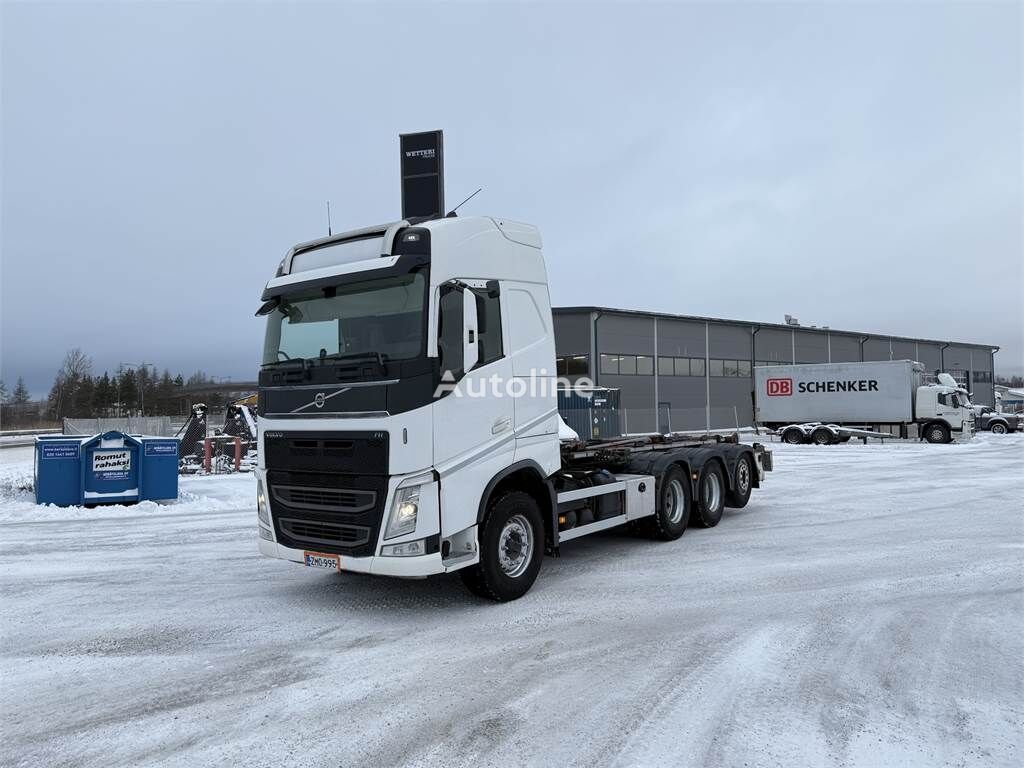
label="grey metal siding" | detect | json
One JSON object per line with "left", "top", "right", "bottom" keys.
{"left": 595, "top": 314, "right": 655, "bottom": 356}
{"left": 656, "top": 318, "right": 707, "bottom": 357}
{"left": 891, "top": 340, "right": 916, "bottom": 361}
{"left": 754, "top": 328, "right": 792, "bottom": 364}
{"left": 917, "top": 342, "right": 942, "bottom": 371}
{"left": 708, "top": 323, "right": 751, "bottom": 360}
{"left": 600, "top": 374, "right": 656, "bottom": 433}
{"left": 710, "top": 378, "right": 754, "bottom": 429}
{"left": 863, "top": 338, "right": 891, "bottom": 361}
{"left": 657, "top": 376, "right": 711, "bottom": 431}
{"left": 829, "top": 334, "right": 862, "bottom": 362}
{"left": 553, "top": 312, "right": 591, "bottom": 357}
{"left": 793, "top": 330, "right": 829, "bottom": 363}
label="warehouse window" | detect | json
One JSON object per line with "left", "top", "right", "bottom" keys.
{"left": 709, "top": 359, "right": 751, "bottom": 377}
{"left": 619, "top": 355, "right": 637, "bottom": 375}
{"left": 656, "top": 356, "right": 708, "bottom": 376}
{"left": 972, "top": 370, "right": 992, "bottom": 384}
{"left": 636, "top": 355, "right": 654, "bottom": 375}
{"left": 600, "top": 354, "right": 619, "bottom": 375}
{"left": 556, "top": 355, "right": 590, "bottom": 376}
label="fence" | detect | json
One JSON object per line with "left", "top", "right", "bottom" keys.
{"left": 63, "top": 417, "right": 175, "bottom": 437}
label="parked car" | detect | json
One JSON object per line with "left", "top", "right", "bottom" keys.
{"left": 971, "top": 405, "right": 1019, "bottom": 434}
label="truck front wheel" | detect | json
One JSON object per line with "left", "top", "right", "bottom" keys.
{"left": 924, "top": 423, "right": 951, "bottom": 444}
{"left": 990, "top": 422, "right": 1007, "bottom": 435}
{"left": 460, "top": 491, "right": 544, "bottom": 602}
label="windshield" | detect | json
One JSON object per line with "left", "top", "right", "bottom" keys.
{"left": 262, "top": 272, "right": 427, "bottom": 366}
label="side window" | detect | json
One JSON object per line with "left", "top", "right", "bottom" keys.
{"left": 472, "top": 287, "right": 503, "bottom": 366}
{"left": 437, "top": 287, "right": 464, "bottom": 378}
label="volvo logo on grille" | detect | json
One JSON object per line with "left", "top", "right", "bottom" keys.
{"left": 313, "top": 392, "right": 326, "bottom": 408}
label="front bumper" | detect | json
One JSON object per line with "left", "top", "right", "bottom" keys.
{"left": 258, "top": 537, "right": 449, "bottom": 578}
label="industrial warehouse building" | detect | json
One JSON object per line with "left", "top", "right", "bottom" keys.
{"left": 552, "top": 307, "right": 998, "bottom": 434}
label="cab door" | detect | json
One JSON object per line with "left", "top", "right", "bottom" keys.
{"left": 432, "top": 281, "right": 514, "bottom": 537}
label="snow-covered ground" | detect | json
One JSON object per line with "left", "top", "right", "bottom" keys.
{"left": 1, "top": 435, "right": 1021, "bottom": 767}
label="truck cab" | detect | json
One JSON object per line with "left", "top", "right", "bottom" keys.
{"left": 914, "top": 375, "right": 974, "bottom": 443}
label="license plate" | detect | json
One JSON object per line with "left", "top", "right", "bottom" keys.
{"left": 304, "top": 551, "right": 340, "bottom": 571}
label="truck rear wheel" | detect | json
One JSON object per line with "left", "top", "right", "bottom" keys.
{"left": 990, "top": 422, "right": 1007, "bottom": 435}
{"left": 642, "top": 465, "right": 690, "bottom": 541}
{"left": 691, "top": 462, "right": 726, "bottom": 528}
{"left": 924, "top": 423, "right": 950, "bottom": 444}
{"left": 811, "top": 427, "right": 834, "bottom": 445}
{"left": 782, "top": 427, "right": 805, "bottom": 445}
{"left": 726, "top": 454, "right": 753, "bottom": 509}
{"left": 460, "top": 491, "right": 544, "bottom": 602}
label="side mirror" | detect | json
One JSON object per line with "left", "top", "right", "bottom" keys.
{"left": 463, "top": 287, "right": 479, "bottom": 372}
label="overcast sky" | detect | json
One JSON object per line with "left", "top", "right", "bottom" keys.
{"left": 2, "top": 2, "right": 1021, "bottom": 397}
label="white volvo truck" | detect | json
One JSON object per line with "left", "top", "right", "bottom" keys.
{"left": 255, "top": 215, "right": 772, "bottom": 600}
{"left": 754, "top": 360, "right": 974, "bottom": 444}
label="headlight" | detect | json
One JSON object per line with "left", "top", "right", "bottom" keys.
{"left": 385, "top": 484, "right": 420, "bottom": 539}
{"left": 257, "top": 482, "right": 270, "bottom": 526}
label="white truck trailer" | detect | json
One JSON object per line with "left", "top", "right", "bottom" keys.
{"left": 254, "top": 215, "right": 773, "bottom": 601}
{"left": 754, "top": 360, "right": 974, "bottom": 445}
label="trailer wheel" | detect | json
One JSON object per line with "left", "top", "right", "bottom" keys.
{"left": 781, "top": 427, "right": 805, "bottom": 445}
{"left": 460, "top": 491, "right": 543, "bottom": 602}
{"left": 692, "top": 463, "right": 726, "bottom": 528}
{"left": 924, "top": 422, "right": 950, "bottom": 444}
{"left": 810, "top": 427, "right": 834, "bottom": 446}
{"left": 990, "top": 422, "right": 1007, "bottom": 435}
{"left": 637, "top": 465, "right": 690, "bottom": 541}
{"left": 726, "top": 454, "right": 753, "bottom": 509}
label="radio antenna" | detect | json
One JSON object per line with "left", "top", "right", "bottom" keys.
{"left": 446, "top": 187, "right": 482, "bottom": 217}
{"left": 326, "top": 200, "right": 333, "bottom": 236}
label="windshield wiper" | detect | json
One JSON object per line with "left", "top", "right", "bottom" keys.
{"left": 317, "top": 351, "right": 388, "bottom": 367}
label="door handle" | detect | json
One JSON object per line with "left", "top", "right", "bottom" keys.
{"left": 492, "top": 417, "right": 511, "bottom": 435}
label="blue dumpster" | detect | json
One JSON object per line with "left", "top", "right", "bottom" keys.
{"left": 35, "top": 431, "right": 179, "bottom": 506}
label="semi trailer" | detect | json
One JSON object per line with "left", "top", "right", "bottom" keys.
{"left": 754, "top": 360, "right": 974, "bottom": 444}
{"left": 254, "top": 215, "right": 773, "bottom": 600}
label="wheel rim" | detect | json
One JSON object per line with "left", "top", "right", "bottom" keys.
{"left": 785, "top": 431, "right": 800, "bottom": 444}
{"left": 814, "top": 432, "right": 829, "bottom": 444}
{"left": 702, "top": 472, "right": 722, "bottom": 512}
{"left": 737, "top": 460, "right": 750, "bottom": 494}
{"left": 666, "top": 479, "right": 686, "bottom": 524}
{"left": 498, "top": 514, "right": 534, "bottom": 578}
{"left": 930, "top": 426, "right": 944, "bottom": 442}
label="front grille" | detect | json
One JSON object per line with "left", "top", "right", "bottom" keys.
{"left": 279, "top": 518, "right": 371, "bottom": 548}
{"left": 271, "top": 485, "right": 376, "bottom": 513}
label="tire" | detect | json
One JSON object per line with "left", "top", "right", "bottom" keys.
{"left": 691, "top": 462, "right": 726, "bottom": 528}
{"left": 811, "top": 427, "right": 834, "bottom": 446}
{"left": 782, "top": 427, "right": 805, "bottom": 445}
{"left": 990, "top": 422, "right": 1007, "bottom": 435}
{"left": 726, "top": 454, "right": 753, "bottom": 509}
{"left": 641, "top": 465, "right": 691, "bottom": 541}
{"left": 924, "top": 422, "right": 950, "bottom": 444}
{"left": 460, "top": 491, "right": 544, "bottom": 602}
